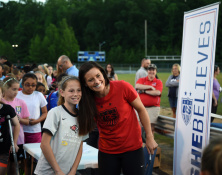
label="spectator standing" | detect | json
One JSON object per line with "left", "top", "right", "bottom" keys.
{"left": 16, "top": 73, "right": 47, "bottom": 143}
{"left": 0, "top": 64, "right": 5, "bottom": 80}
{"left": 46, "top": 73, "right": 68, "bottom": 111}
{"left": 47, "top": 65, "right": 54, "bottom": 83}
{"left": 135, "top": 58, "right": 151, "bottom": 86}
{"left": 34, "top": 71, "right": 49, "bottom": 94}
{"left": 3, "top": 65, "right": 10, "bottom": 75}
{"left": 57, "top": 55, "right": 79, "bottom": 76}
{"left": 0, "top": 81, "right": 20, "bottom": 175}
{"left": 105, "top": 63, "right": 118, "bottom": 81}
{"left": 136, "top": 64, "right": 163, "bottom": 134}
{"left": 38, "top": 64, "right": 52, "bottom": 88}
{"left": 0, "top": 56, "right": 13, "bottom": 73}
{"left": 2, "top": 77, "right": 29, "bottom": 175}
{"left": 12, "top": 68, "right": 22, "bottom": 81}
{"left": 211, "top": 65, "right": 221, "bottom": 122}
{"left": 36, "top": 82, "right": 46, "bottom": 96}
{"left": 165, "top": 64, "right": 180, "bottom": 118}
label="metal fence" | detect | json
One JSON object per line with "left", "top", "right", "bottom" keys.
{"left": 155, "top": 113, "right": 222, "bottom": 139}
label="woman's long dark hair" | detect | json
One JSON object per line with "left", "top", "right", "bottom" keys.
{"left": 78, "top": 61, "right": 110, "bottom": 135}
{"left": 105, "top": 63, "right": 115, "bottom": 77}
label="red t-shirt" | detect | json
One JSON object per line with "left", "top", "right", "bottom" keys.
{"left": 95, "top": 80, "right": 143, "bottom": 154}
{"left": 136, "top": 77, "right": 163, "bottom": 107}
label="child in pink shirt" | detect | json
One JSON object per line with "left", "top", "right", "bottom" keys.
{"left": 2, "top": 77, "right": 30, "bottom": 175}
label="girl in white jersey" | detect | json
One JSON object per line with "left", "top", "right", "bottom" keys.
{"left": 35, "top": 76, "right": 95, "bottom": 175}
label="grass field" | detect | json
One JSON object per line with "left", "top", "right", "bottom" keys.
{"left": 118, "top": 72, "right": 222, "bottom": 116}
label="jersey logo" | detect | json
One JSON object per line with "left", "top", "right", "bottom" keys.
{"left": 152, "top": 82, "right": 156, "bottom": 86}
{"left": 16, "top": 106, "right": 21, "bottom": 115}
{"left": 61, "top": 141, "right": 68, "bottom": 146}
{"left": 98, "top": 107, "right": 119, "bottom": 128}
{"left": 70, "top": 125, "right": 79, "bottom": 133}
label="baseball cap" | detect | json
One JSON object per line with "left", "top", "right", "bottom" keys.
{"left": 148, "top": 64, "right": 157, "bottom": 70}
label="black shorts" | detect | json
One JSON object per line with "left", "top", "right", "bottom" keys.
{"left": 9, "top": 145, "right": 25, "bottom": 161}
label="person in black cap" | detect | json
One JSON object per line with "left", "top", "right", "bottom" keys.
{"left": 136, "top": 64, "right": 163, "bottom": 134}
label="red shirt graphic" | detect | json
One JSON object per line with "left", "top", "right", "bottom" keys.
{"left": 95, "top": 81, "right": 143, "bottom": 154}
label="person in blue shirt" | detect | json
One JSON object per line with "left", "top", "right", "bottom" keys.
{"left": 57, "top": 55, "right": 79, "bottom": 77}
{"left": 46, "top": 73, "right": 68, "bottom": 111}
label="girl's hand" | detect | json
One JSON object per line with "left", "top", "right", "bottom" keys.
{"left": 10, "top": 144, "right": 19, "bottom": 153}
{"left": 145, "top": 135, "right": 158, "bottom": 155}
{"left": 29, "top": 119, "right": 38, "bottom": 125}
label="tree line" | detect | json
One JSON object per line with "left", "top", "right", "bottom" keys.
{"left": 0, "top": 0, "right": 221, "bottom": 64}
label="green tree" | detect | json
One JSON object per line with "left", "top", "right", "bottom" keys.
{"left": 58, "top": 19, "right": 79, "bottom": 61}
{"left": 0, "top": 40, "right": 14, "bottom": 62}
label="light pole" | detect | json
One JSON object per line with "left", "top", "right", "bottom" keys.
{"left": 99, "top": 41, "right": 106, "bottom": 51}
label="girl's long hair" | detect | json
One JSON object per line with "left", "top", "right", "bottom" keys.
{"left": 58, "top": 75, "right": 96, "bottom": 136}
{"left": 78, "top": 61, "right": 109, "bottom": 135}
{"left": 34, "top": 71, "right": 49, "bottom": 90}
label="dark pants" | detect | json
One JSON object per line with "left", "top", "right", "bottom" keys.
{"left": 98, "top": 148, "right": 145, "bottom": 175}
{"left": 211, "top": 98, "right": 218, "bottom": 122}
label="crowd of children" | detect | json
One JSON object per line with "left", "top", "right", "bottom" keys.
{"left": 0, "top": 60, "right": 86, "bottom": 175}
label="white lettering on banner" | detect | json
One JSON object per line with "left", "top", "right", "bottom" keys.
{"left": 190, "top": 21, "right": 211, "bottom": 175}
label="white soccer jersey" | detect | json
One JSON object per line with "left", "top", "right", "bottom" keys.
{"left": 34, "top": 105, "right": 88, "bottom": 175}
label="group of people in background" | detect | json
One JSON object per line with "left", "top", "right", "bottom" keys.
{"left": 0, "top": 54, "right": 157, "bottom": 175}
{"left": 135, "top": 58, "right": 221, "bottom": 121}
{"left": 0, "top": 54, "right": 221, "bottom": 175}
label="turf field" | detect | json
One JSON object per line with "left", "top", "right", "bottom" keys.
{"left": 118, "top": 72, "right": 222, "bottom": 115}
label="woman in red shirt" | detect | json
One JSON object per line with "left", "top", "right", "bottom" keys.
{"left": 79, "top": 61, "right": 157, "bottom": 175}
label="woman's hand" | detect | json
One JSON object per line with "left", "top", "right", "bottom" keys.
{"left": 145, "top": 135, "right": 158, "bottom": 155}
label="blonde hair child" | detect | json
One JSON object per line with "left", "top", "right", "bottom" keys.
{"left": 35, "top": 71, "right": 49, "bottom": 92}
{"left": 0, "top": 80, "right": 20, "bottom": 175}
{"left": 2, "top": 77, "right": 30, "bottom": 174}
